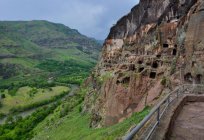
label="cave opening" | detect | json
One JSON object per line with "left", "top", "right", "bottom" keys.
{"left": 163, "top": 44, "right": 169, "bottom": 48}
{"left": 150, "top": 72, "right": 156, "bottom": 79}
{"left": 152, "top": 61, "right": 158, "bottom": 68}
{"left": 184, "top": 73, "right": 193, "bottom": 83}
{"left": 138, "top": 60, "right": 143, "bottom": 64}
{"left": 129, "top": 64, "right": 136, "bottom": 71}
{"left": 139, "top": 67, "right": 144, "bottom": 73}
{"left": 196, "top": 74, "right": 202, "bottom": 84}
{"left": 156, "top": 54, "right": 161, "bottom": 58}
{"left": 122, "top": 77, "right": 130, "bottom": 84}
{"left": 173, "top": 49, "right": 177, "bottom": 55}
{"left": 192, "top": 61, "right": 196, "bottom": 67}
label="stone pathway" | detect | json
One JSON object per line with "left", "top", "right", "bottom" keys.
{"left": 170, "top": 102, "right": 204, "bottom": 140}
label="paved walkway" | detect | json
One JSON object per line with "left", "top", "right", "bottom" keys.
{"left": 169, "top": 102, "right": 204, "bottom": 140}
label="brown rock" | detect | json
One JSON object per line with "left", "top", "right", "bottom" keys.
{"left": 83, "top": 0, "right": 204, "bottom": 127}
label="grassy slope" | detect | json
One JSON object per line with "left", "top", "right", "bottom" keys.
{"left": 29, "top": 87, "right": 150, "bottom": 140}
{"left": 32, "top": 105, "right": 149, "bottom": 140}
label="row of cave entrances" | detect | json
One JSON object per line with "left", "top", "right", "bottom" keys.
{"left": 116, "top": 72, "right": 157, "bottom": 85}
{"left": 184, "top": 73, "right": 203, "bottom": 84}
{"left": 130, "top": 60, "right": 158, "bottom": 70}
{"left": 129, "top": 63, "right": 157, "bottom": 79}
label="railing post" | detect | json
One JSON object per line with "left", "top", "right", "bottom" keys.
{"left": 157, "top": 107, "right": 160, "bottom": 124}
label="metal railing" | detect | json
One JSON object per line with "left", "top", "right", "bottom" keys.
{"left": 124, "top": 84, "right": 204, "bottom": 140}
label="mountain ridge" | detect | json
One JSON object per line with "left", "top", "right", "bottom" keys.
{"left": 0, "top": 20, "right": 101, "bottom": 87}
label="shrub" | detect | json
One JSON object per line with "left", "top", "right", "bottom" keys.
{"left": 8, "top": 88, "right": 18, "bottom": 96}
{"left": 1, "top": 94, "right": 5, "bottom": 99}
{"left": 0, "top": 113, "right": 6, "bottom": 119}
{"left": 161, "top": 77, "right": 167, "bottom": 86}
{"left": 0, "top": 101, "right": 2, "bottom": 108}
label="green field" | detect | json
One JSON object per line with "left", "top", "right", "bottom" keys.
{"left": 0, "top": 86, "right": 69, "bottom": 114}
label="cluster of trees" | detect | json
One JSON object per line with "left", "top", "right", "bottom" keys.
{"left": 59, "top": 88, "right": 86, "bottom": 118}
{"left": 0, "top": 103, "right": 60, "bottom": 140}
{"left": 0, "top": 63, "right": 19, "bottom": 79}
{"left": 37, "top": 59, "right": 95, "bottom": 85}
{"left": 0, "top": 79, "right": 57, "bottom": 90}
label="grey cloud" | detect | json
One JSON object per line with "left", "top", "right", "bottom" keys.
{"left": 0, "top": 0, "right": 139, "bottom": 39}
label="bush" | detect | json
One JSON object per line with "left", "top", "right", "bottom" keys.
{"left": 0, "top": 113, "right": 6, "bottom": 119}
{"left": 78, "top": 106, "right": 82, "bottom": 113}
{"left": 8, "top": 88, "right": 18, "bottom": 96}
{"left": 161, "top": 77, "right": 167, "bottom": 86}
{"left": 0, "top": 101, "right": 2, "bottom": 108}
{"left": 1, "top": 94, "right": 5, "bottom": 99}
{"left": 0, "top": 103, "right": 59, "bottom": 140}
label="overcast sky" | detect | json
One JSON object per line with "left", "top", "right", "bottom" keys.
{"left": 0, "top": 0, "right": 139, "bottom": 39}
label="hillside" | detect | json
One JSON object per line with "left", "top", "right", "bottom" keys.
{"left": 2, "top": 0, "right": 204, "bottom": 139}
{"left": 0, "top": 20, "right": 103, "bottom": 139}
{"left": 84, "top": 0, "right": 204, "bottom": 128}
{"left": 0, "top": 20, "right": 101, "bottom": 87}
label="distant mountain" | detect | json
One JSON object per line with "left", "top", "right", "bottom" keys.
{"left": 0, "top": 20, "right": 101, "bottom": 59}
{"left": 0, "top": 20, "right": 101, "bottom": 87}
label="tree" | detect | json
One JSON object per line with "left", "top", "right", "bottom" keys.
{"left": 6, "top": 115, "right": 14, "bottom": 124}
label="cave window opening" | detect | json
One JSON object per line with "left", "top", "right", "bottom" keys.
{"left": 152, "top": 62, "right": 158, "bottom": 68}
{"left": 150, "top": 72, "right": 156, "bottom": 79}
{"left": 172, "top": 49, "right": 177, "bottom": 55}
{"left": 129, "top": 64, "right": 136, "bottom": 71}
{"left": 192, "top": 61, "right": 196, "bottom": 67}
{"left": 196, "top": 74, "right": 202, "bottom": 84}
{"left": 139, "top": 67, "right": 144, "bottom": 73}
{"left": 184, "top": 73, "right": 193, "bottom": 83}
{"left": 163, "top": 44, "right": 169, "bottom": 48}
{"left": 138, "top": 60, "right": 143, "bottom": 64}
{"left": 122, "top": 77, "right": 130, "bottom": 84}
{"left": 116, "top": 80, "right": 120, "bottom": 85}
{"left": 156, "top": 54, "right": 161, "bottom": 58}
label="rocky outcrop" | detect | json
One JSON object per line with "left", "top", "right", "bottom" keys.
{"left": 84, "top": 0, "right": 204, "bottom": 127}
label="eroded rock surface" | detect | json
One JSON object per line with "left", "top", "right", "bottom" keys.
{"left": 84, "top": 0, "right": 204, "bottom": 127}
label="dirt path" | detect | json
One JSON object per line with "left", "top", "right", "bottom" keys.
{"left": 170, "top": 102, "right": 204, "bottom": 140}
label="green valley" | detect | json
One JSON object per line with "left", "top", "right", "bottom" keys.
{"left": 0, "top": 20, "right": 103, "bottom": 139}
{"left": 0, "top": 20, "right": 101, "bottom": 88}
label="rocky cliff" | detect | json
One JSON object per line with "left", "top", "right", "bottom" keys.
{"left": 84, "top": 0, "right": 204, "bottom": 127}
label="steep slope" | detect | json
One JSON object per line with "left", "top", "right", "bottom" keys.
{"left": 84, "top": 0, "right": 204, "bottom": 127}
{"left": 0, "top": 20, "right": 101, "bottom": 87}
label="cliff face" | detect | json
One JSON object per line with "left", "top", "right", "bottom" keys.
{"left": 84, "top": 0, "right": 204, "bottom": 127}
